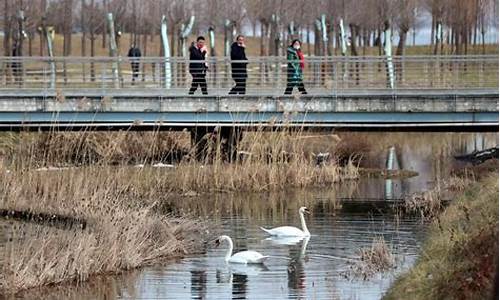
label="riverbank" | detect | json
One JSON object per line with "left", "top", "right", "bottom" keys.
{"left": 0, "top": 164, "right": 202, "bottom": 295}
{"left": 384, "top": 172, "right": 499, "bottom": 300}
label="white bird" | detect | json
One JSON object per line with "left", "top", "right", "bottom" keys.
{"left": 215, "top": 235, "right": 269, "bottom": 264}
{"left": 260, "top": 206, "right": 311, "bottom": 237}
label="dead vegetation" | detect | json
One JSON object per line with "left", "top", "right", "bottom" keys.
{"left": 385, "top": 174, "right": 499, "bottom": 300}
{"left": 0, "top": 163, "right": 202, "bottom": 295}
{"left": 404, "top": 176, "right": 475, "bottom": 220}
{"left": 343, "top": 237, "right": 396, "bottom": 280}
{"left": 0, "top": 129, "right": 358, "bottom": 193}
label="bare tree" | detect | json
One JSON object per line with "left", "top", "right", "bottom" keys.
{"left": 3, "top": 0, "right": 13, "bottom": 57}
{"left": 2, "top": 0, "right": 498, "bottom": 59}
{"left": 395, "top": 0, "right": 418, "bottom": 56}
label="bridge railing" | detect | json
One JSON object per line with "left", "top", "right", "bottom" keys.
{"left": 0, "top": 55, "right": 497, "bottom": 95}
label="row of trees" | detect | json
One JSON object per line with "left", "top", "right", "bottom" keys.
{"left": 1, "top": 0, "right": 498, "bottom": 58}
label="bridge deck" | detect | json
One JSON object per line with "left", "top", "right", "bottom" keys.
{"left": 0, "top": 89, "right": 496, "bottom": 130}
{"left": 0, "top": 56, "right": 497, "bottom": 130}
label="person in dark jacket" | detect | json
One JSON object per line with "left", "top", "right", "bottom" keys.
{"left": 188, "top": 36, "right": 208, "bottom": 95}
{"left": 127, "top": 44, "right": 141, "bottom": 83}
{"left": 284, "top": 39, "right": 307, "bottom": 95}
{"left": 229, "top": 35, "right": 248, "bottom": 95}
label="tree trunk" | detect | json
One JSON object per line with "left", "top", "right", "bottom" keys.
{"left": 412, "top": 26, "right": 416, "bottom": 46}
{"left": 268, "top": 20, "right": 276, "bottom": 56}
{"left": 462, "top": 26, "right": 469, "bottom": 55}
{"left": 362, "top": 28, "right": 366, "bottom": 56}
{"left": 170, "top": 23, "right": 176, "bottom": 56}
{"left": 349, "top": 24, "right": 358, "bottom": 56}
{"left": 396, "top": 29, "right": 408, "bottom": 56}
{"left": 313, "top": 25, "right": 319, "bottom": 56}
{"left": 89, "top": 0, "right": 96, "bottom": 81}
{"left": 377, "top": 28, "right": 382, "bottom": 56}
{"left": 28, "top": 36, "right": 32, "bottom": 56}
{"left": 81, "top": 0, "right": 86, "bottom": 56}
{"left": 349, "top": 24, "right": 359, "bottom": 85}
{"left": 335, "top": 29, "right": 341, "bottom": 55}
{"left": 102, "top": 0, "right": 108, "bottom": 49}
{"left": 473, "top": 20, "right": 478, "bottom": 47}
{"left": 62, "top": 0, "right": 74, "bottom": 85}
{"left": 259, "top": 21, "right": 266, "bottom": 84}
{"left": 327, "top": 22, "right": 333, "bottom": 56}
{"left": 39, "top": 0, "right": 47, "bottom": 56}
{"left": 306, "top": 24, "right": 311, "bottom": 56}
{"left": 3, "top": 0, "right": 11, "bottom": 57}
{"left": 132, "top": 0, "right": 137, "bottom": 45}
{"left": 260, "top": 21, "right": 266, "bottom": 56}
{"left": 430, "top": 14, "right": 435, "bottom": 45}
{"left": 481, "top": 20, "right": 486, "bottom": 55}
{"left": 63, "top": 0, "right": 73, "bottom": 56}
{"left": 142, "top": 33, "right": 147, "bottom": 82}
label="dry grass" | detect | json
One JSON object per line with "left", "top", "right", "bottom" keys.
{"left": 385, "top": 173, "right": 499, "bottom": 300}
{"left": 404, "top": 176, "right": 475, "bottom": 220}
{"left": 343, "top": 237, "right": 396, "bottom": 280}
{"left": 1, "top": 128, "right": 358, "bottom": 193}
{"left": 0, "top": 132, "right": 202, "bottom": 295}
{"left": 0, "top": 131, "right": 190, "bottom": 167}
{"left": 0, "top": 163, "right": 201, "bottom": 295}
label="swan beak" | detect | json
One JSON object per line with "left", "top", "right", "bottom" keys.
{"left": 304, "top": 209, "right": 311, "bottom": 215}
{"left": 215, "top": 239, "right": 220, "bottom": 247}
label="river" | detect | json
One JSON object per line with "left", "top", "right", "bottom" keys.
{"left": 6, "top": 132, "right": 498, "bottom": 300}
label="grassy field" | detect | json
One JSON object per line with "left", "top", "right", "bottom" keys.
{"left": 384, "top": 172, "right": 499, "bottom": 300}
{"left": 2, "top": 33, "right": 498, "bottom": 57}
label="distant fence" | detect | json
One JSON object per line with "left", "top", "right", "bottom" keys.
{"left": 0, "top": 55, "right": 497, "bottom": 96}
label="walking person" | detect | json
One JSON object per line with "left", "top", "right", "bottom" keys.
{"left": 188, "top": 36, "right": 208, "bottom": 95}
{"left": 284, "top": 39, "right": 307, "bottom": 95}
{"left": 127, "top": 44, "right": 141, "bottom": 83}
{"left": 229, "top": 35, "right": 248, "bottom": 95}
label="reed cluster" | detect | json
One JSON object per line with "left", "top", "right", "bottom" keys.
{"left": 347, "top": 237, "right": 395, "bottom": 280}
{"left": 1, "top": 129, "right": 358, "bottom": 193}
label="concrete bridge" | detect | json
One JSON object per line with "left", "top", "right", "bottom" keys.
{"left": 0, "top": 55, "right": 497, "bottom": 131}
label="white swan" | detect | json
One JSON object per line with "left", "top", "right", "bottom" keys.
{"left": 260, "top": 206, "right": 311, "bottom": 237}
{"left": 215, "top": 235, "right": 269, "bottom": 264}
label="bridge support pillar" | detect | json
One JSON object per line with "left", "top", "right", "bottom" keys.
{"left": 190, "top": 126, "right": 242, "bottom": 162}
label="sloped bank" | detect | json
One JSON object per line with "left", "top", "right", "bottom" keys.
{"left": 384, "top": 173, "right": 498, "bottom": 300}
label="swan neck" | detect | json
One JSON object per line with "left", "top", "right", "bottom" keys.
{"left": 300, "top": 211, "right": 310, "bottom": 236}
{"left": 223, "top": 236, "right": 233, "bottom": 262}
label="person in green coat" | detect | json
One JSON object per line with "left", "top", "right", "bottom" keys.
{"left": 284, "top": 39, "right": 307, "bottom": 95}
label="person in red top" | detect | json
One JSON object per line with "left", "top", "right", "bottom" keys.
{"left": 284, "top": 39, "right": 307, "bottom": 95}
